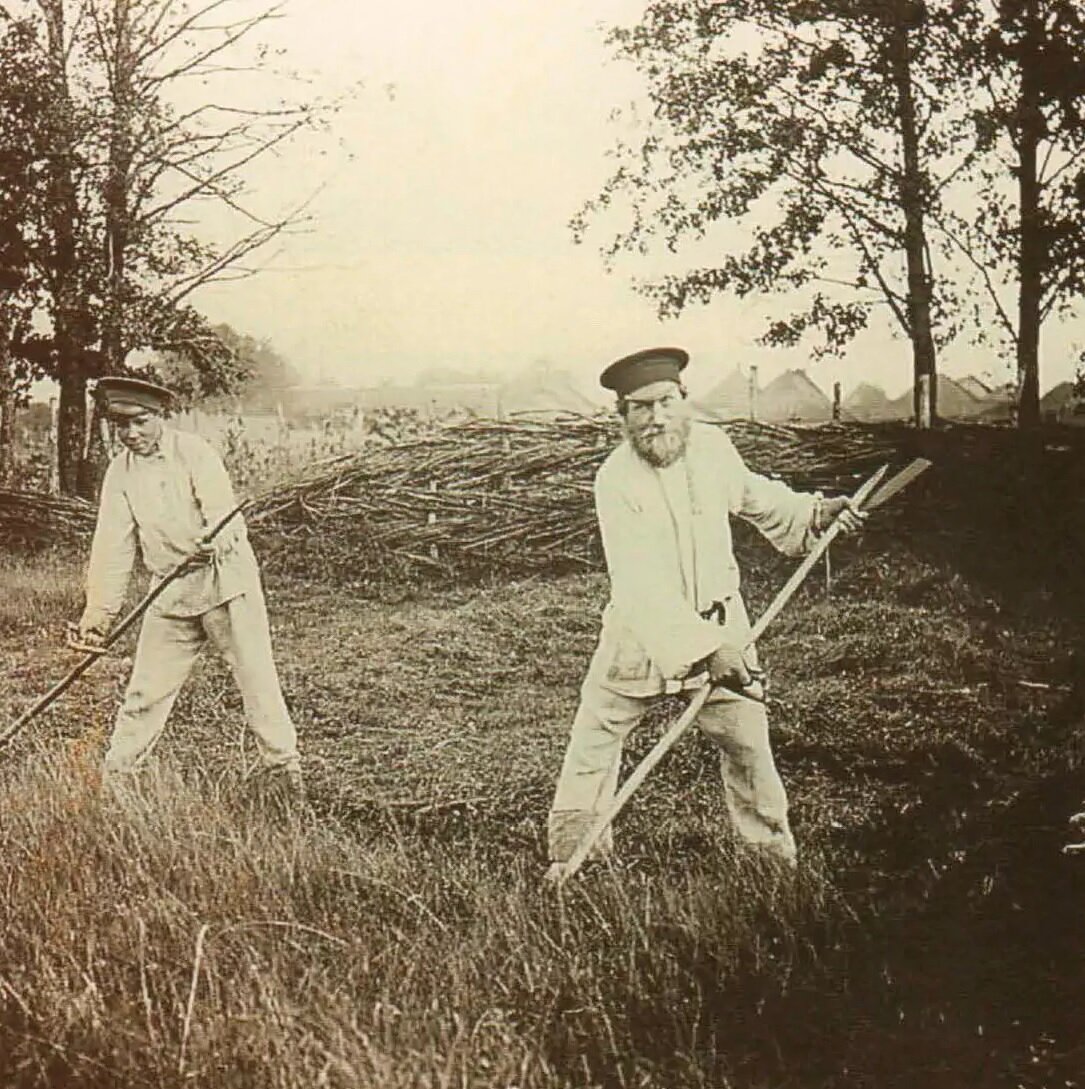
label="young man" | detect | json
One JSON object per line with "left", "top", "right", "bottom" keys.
{"left": 547, "top": 347, "right": 863, "bottom": 868}
{"left": 75, "top": 376, "right": 302, "bottom": 798}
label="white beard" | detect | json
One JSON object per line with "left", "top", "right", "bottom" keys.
{"left": 627, "top": 418, "right": 691, "bottom": 468}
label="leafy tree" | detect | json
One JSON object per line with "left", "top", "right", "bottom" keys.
{"left": 154, "top": 320, "right": 299, "bottom": 409}
{"left": 0, "top": 0, "right": 339, "bottom": 494}
{"left": 574, "top": 0, "right": 979, "bottom": 424}
{"left": 945, "top": 0, "right": 1085, "bottom": 428}
{"left": 16, "top": 0, "right": 103, "bottom": 495}
{"left": 0, "top": 15, "right": 51, "bottom": 486}
{"left": 84, "top": 0, "right": 326, "bottom": 364}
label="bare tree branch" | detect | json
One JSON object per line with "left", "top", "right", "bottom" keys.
{"left": 140, "top": 111, "right": 311, "bottom": 227}
{"left": 131, "top": 0, "right": 252, "bottom": 66}
{"left": 140, "top": 3, "right": 282, "bottom": 85}
{"left": 931, "top": 209, "right": 1018, "bottom": 346}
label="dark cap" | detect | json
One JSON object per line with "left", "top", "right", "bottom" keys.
{"left": 96, "top": 376, "right": 176, "bottom": 416}
{"left": 600, "top": 347, "right": 689, "bottom": 397}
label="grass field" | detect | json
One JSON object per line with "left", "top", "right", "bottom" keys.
{"left": 2, "top": 498, "right": 1085, "bottom": 1087}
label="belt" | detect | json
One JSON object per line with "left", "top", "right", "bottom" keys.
{"left": 699, "top": 599, "right": 728, "bottom": 625}
{"left": 695, "top": 597, "right": 767, "bottom": 696}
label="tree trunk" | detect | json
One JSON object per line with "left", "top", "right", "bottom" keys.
{"left": 102, "top": 0, "right": 133, "bottom": 377}
{"left": 0, "top": 292, "right": 14, "bottom": 487}
{"left": 57, "top": 366, "right": 87, "bottom": 495}
{"left": 39, "top": 0, "right": 93, "bottom": 495}
{"left": 77, "top": 397, "right": 110, "bottom": 498}
{"left": 0, "top": 401, "right": 13, "bottom": 488}
{"left": 0, "top": 350, "right": 14, "bottom": 489}
{"left": 76, "top": 0, "right": 137, "bottom": 502}
{"left": 889, "top": 13, "right": 938, "bottom": 428}
{"left": 102, "top": 1, "right": 132, "bottom": 374}
{"left": 47, "top": 397, "right": 59, "bottom": 494}
{"left": 1015, "top": 0, "right": 1044, "bottom": 430}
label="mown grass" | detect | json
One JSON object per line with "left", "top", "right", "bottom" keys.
{"left": 2, "top": 522, "right": 1085, "bottom": 1087}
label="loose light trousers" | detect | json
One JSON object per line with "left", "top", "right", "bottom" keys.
{"left": 548, "top": 593, "right": 795, "bottom": 865}
{"left": 103, "top": 587, "right": 299, "bottom": 775}
{"left": 547, "top": 683, "right": 795, "bottom": 864}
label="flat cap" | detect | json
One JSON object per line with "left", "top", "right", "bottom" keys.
{"left": 600, "top": 347, "right": 689, "bottom": 397}
{"left": 96, "top": 376, "right": 176, "bottom": 416}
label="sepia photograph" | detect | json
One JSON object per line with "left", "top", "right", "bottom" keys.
{"left": 1, "top": 1, "right": 1084, "bottom": 1085}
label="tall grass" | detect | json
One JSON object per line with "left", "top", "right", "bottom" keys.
{"left": 0, "top": 750, "right": 851, "bottom": 1089}
{"left": 5, "top": 492, "right": 1085, "bottom": 1087}
{"left": 0, "top": 550, "right": 83, "bottom": 635}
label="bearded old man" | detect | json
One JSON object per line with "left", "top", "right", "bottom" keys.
{"left": 547, "top": 348, "right": 863, "bottom": 868}
{"left": 75, "top": 376, "right": 303, "bottom": 799}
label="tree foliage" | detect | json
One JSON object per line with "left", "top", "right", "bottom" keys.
{"left": 944, "top": 0, "right": 1085, "bottom": 426}
{"left": 577, "top": 0, "right": 1085, "bottom": 426}
{"left": 154, "top": 320, "right": 299, "bottom": 408}
{"left": 0, "top": 0, "right": 339, "bottom": 493}
{"left": 574, "top": 0, "right": 976, "bottom": 420}
{"left": 0, "top": 15, "right": 53, "bottom": 485}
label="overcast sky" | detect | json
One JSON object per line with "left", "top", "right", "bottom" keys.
{"left": 188, "top": 0, "right": 1083, "bottom": 401}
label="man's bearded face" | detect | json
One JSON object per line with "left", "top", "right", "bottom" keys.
{"left": 621, "top": 380, "right": 691, "bottom": 468}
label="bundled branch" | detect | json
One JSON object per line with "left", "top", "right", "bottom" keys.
{"left": 0, "top": 416, "right": 910, "bottom": 574}
{"left": 0, "top": 490, "right": 96, "bottom": 545}
{"left": 245, "top": 415, "right": 905, "bottom": 581}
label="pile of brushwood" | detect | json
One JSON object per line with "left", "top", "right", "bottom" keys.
{"left": 0, "top": 490, "right": 96, "bottom": 545}
{"left": 247, "top": 415, "right": 903, "bottom": 581}
{"left": 0, "top": 415, "right": 903, "bottom": 574}
{"left": 9, "top": 413, "right": 1084, "bottom": 589}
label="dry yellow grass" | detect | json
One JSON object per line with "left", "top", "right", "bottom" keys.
{"left": 0, "top": 550, "right": 84, "bottom": 635}
{"left": 2, "top": 528, "right": 1084, "bottom": 1087}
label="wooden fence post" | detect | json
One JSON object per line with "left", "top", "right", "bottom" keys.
{"left": 48, "top": 397, "right": 60, "bottom": 495}
{"left": 917, "top": 374, "right": 933, "bottom": 429}
{"left": 428, "top": 479, "right": 439, "bottom": 561}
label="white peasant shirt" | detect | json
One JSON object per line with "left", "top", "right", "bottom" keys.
{"left": 591, "top": 422, "right": 818, "bottom": 696}
{"left": 82, "top": 428, "right": 260, "bottom": 626}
